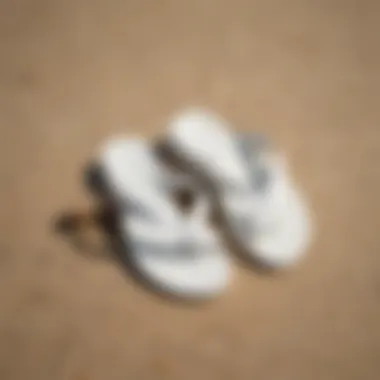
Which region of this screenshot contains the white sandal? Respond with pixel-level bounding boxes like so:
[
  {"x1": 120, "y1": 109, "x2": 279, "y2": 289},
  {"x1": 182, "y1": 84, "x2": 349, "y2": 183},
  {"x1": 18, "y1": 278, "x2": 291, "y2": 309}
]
[
  {"x1": 99, "y1": 137, "x2": 231, "y2": 298},
  {"x1": 166, "y1": 109, "x2": 313, "y2": 269}
]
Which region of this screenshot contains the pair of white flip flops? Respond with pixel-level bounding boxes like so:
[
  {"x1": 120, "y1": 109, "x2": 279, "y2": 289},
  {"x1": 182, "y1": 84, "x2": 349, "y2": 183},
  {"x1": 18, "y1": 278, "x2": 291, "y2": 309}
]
[{"x1": 100, "y1": 109, "x2": 312, "y2": 299}]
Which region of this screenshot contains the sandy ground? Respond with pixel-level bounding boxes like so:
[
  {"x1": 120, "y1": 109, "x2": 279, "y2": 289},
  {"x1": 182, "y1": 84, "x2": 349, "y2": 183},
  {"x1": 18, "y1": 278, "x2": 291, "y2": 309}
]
[{"x1": 0, "y1": 0, "x2": 380, "y2": 379}]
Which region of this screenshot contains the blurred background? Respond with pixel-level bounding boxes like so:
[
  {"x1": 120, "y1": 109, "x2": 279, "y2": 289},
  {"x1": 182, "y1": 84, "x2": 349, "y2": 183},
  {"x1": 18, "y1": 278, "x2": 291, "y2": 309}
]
[{"x1": 0, "y1": 0, "x2": 379, "y2": 379}]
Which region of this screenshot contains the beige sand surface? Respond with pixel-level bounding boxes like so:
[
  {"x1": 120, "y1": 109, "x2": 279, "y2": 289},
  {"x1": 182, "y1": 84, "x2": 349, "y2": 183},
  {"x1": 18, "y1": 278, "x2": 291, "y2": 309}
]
[{"x1": 0, "y1": 1, "x2": 380, "y2": 379}]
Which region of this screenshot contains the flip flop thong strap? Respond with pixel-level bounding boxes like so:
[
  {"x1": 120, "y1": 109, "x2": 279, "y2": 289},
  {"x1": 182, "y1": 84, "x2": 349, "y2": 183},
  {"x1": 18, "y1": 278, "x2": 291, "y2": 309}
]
[
  {"x1": 236, "y1": 132, "x2": 272, "y2": 193},
  {"x1": 131, "y1": 239, "x2": 211, "y2": 259}
]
